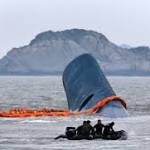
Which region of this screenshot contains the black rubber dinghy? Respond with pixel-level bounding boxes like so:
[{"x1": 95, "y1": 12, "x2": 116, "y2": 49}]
[
  {"x1": 55, "y1": 129, "x2": 128, "y2": 140},
  {"x1": 102, "y1": 130, "x2": 128, "y2": 140}
]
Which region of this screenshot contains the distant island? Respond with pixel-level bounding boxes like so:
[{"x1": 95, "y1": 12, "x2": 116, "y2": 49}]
[{"x1": 0, "y1": 29, "x2": 150, "y2": 75}]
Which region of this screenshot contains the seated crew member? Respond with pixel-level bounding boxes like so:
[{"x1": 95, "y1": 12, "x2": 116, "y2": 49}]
[
  {"x1": 76, "y1": 121, "x2": 87, "y2": 137},
  {"x1": 76, "y1": 120, "x2": 94, "y2": 139},
  {"x1": 94, "y1": 120, "x2": 104, "y2": 137},
  {"x1": 86, "y1": 120, "x2": 94, "y2": 138},
  {"x1": 103, "y1": 122, "x2": 115, "y2": 137}
]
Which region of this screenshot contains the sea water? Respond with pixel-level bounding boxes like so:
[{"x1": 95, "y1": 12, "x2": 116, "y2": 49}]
[{"x1": 0, "y1": 76, "x2": 150, "y2": 150}]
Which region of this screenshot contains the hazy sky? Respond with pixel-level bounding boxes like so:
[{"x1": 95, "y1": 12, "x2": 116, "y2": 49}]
[{"x1": 0, "y1": 0, "x2": 150, "y2": 58}]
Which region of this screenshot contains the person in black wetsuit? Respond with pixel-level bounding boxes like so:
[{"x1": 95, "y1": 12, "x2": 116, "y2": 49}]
[
  {"x1": 86, "y1": 120, "x2": 94, "y2": 138},
  {"x1": 94, "y1": 120, "x2": 104, "y2": 137},
  {"x1": 103, "y1": 122, "x2": 115, "y2": 138},
  {"x1": 76, "y1": 120, "x2": 94, "y2": 139},
  {"x1": 76, "y1": 121, "x2": 87, "y2": 138}
]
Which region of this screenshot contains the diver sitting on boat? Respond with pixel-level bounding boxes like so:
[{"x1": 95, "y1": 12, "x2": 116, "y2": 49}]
[
  {"x1": 93, "y1": 119, "x2": 104, "y2": 138},
  {"x1": 86, "y1": 120, "x2": 95, "y2": 138},
  {"x1": 103, "y1": 122, "x2": 115, "y2": 137},
  {"x1": 76, "y1": 120, "x2": 94, "y2": 140}
]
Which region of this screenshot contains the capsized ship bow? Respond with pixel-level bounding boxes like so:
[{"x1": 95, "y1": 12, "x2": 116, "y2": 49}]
[{"x1": 63, "y1": 54, "x2": 128, "y2": 117}]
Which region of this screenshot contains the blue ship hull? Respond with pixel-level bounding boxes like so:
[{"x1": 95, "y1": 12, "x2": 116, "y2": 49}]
[{"x1": 63, "y1": 54, "x2": 128, "y2": 117}]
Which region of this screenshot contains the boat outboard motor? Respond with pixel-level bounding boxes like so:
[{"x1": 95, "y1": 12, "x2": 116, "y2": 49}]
[
  {"x1": 63, "y1": 54, "x2": 128, "y2": 117},
  {"x1": 65, "y1": 127, "x2": 76, "y2": 138}
]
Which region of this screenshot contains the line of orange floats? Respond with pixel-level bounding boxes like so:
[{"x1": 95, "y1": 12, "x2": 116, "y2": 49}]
[{"x1": 0, "y1": 96, "x2": 127, "y2": 118}]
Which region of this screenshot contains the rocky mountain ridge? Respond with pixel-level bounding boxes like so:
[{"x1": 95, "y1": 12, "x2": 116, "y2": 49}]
[{"x1": 0, "y1": 29, "x2": 150, "y2": 75}]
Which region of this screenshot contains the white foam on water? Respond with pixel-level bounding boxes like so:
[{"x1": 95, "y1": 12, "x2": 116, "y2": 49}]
[{"x1": 20, "y1": 120, "x2": 57, "y2": 123}]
